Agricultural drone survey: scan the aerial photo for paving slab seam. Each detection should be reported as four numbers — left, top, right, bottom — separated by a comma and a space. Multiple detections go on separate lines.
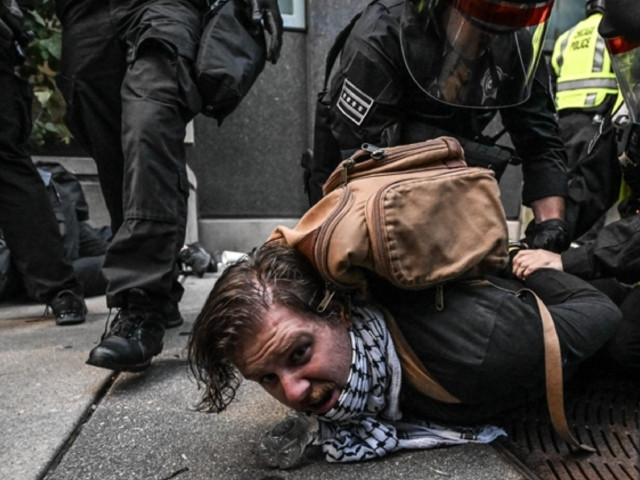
40, 372, 120, 480
492, 442, 542, 480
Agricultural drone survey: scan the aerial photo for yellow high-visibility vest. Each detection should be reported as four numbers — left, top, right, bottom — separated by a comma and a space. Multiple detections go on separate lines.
551, 13, 618, 111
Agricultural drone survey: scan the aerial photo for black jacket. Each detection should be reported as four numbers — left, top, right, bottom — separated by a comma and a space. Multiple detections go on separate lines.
562, 214, 640, 284
370, 269, 619, 424
326, 0, 568, 206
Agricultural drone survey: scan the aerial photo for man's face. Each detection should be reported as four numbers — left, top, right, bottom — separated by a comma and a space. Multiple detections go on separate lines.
235, 303, 352, 415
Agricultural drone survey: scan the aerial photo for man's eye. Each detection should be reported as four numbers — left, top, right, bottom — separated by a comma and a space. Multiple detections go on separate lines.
291, 344, 310, 364
259, 373, 278, 386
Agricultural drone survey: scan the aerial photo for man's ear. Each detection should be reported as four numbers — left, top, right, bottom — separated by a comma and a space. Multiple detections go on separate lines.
335, 304, 352, 328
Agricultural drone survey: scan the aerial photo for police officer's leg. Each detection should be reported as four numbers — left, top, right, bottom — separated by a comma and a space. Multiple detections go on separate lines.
87, 1, 202, 371
0, 57, 82, 305
56, 6, 127, 232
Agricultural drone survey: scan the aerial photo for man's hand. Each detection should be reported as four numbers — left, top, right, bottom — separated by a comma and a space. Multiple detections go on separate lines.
521, 218, 569, 253
512, 249, 563, 280
249, 0, 283, 64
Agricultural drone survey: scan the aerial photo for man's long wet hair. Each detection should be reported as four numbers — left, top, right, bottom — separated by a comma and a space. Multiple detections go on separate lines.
188, 240, 349, 413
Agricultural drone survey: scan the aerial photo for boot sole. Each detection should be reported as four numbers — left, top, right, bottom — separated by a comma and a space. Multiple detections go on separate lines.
166, 315, 184, 329
86, 345, 164, 372
86, 357, 152, 372
56, 314, 86, 326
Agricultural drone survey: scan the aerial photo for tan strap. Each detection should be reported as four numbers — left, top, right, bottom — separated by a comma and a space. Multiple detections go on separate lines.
522, 288, 596, 453
380, 306, 461, 404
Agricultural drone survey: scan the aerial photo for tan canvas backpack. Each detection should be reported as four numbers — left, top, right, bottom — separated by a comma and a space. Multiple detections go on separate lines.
269, 136, 509, 292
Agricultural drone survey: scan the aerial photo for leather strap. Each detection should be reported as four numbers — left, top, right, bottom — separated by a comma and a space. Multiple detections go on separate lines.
522, 288, 596, 453
380, 305, 461, 404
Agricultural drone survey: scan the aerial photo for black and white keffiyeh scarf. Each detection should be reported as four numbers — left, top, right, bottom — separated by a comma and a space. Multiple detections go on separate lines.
315, 306, 506, 463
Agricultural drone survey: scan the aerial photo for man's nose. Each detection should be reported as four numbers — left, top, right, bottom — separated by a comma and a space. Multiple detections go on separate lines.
280, 371, 310, 405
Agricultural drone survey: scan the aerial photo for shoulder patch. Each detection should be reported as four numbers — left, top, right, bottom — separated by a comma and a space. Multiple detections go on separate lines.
337, 79, 374, 126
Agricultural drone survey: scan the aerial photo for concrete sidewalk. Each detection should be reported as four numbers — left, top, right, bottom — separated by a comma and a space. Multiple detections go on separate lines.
0, 273, 526, 480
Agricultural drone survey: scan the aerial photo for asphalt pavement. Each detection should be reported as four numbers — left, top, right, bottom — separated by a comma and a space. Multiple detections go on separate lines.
0, 272, 526, 480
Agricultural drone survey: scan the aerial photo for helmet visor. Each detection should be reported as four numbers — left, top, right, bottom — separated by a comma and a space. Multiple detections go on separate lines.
605, 36, 640, 122
401, 0, 553, 108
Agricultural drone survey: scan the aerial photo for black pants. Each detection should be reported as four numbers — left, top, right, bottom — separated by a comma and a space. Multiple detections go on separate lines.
0, 49, 81, 303
56, 0, 204, 308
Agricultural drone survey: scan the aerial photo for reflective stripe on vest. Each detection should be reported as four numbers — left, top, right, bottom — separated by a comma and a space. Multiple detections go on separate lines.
551, 13, 618, 111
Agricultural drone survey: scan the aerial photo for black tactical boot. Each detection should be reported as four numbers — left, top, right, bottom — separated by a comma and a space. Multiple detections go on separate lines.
86, 289, 165, 372
163, 300, 184, 329
49, 290, 87, 326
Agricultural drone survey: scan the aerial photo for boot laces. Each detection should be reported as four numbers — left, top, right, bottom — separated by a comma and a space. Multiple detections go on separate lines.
101, 307, 146, 340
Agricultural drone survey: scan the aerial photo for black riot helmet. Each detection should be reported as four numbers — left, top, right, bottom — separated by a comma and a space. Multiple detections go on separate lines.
585, 0, 605, 17
400, 0, 554, 108
599, 0, 640, 121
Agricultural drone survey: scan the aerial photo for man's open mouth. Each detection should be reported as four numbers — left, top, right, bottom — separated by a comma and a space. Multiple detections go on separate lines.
306, 388, 339, 415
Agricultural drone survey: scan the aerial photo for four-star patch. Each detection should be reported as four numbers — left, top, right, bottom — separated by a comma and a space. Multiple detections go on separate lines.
337, 79, 374, 126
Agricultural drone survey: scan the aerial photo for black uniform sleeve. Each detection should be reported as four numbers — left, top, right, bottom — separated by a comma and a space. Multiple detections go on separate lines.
561, 214, 640, 283
501, 60, 568, 206
328, 1, 406, 151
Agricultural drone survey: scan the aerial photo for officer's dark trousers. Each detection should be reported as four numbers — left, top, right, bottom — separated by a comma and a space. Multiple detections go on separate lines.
0, 50, 81, 303
55, 0, 203, 308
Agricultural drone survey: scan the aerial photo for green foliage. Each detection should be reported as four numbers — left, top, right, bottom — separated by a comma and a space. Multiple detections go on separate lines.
20, 0, 72, 151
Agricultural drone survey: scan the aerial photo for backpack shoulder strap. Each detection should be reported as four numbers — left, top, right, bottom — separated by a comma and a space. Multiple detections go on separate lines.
378, 305, 461, 404
475, 279, 596, 453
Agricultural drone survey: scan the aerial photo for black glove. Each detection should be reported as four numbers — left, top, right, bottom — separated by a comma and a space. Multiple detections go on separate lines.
521, 219, 569, 253
618, 196, 640, 218
248, 0, 283, 64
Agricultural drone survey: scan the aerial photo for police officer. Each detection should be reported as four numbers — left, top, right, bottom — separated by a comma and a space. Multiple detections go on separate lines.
552, 0, 618, 116
551, 0, 621, 239
0, 0, 87, 324
307, 0, 570, 253
56, 0, 283, 372
512, 0, 640, 369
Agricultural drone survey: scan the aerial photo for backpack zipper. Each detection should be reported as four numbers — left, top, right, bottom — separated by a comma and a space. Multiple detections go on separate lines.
325, 140, 455, 192
314, 187, 355, 288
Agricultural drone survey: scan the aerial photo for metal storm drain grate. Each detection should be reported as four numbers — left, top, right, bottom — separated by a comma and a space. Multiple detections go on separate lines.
494, 363, 640, 480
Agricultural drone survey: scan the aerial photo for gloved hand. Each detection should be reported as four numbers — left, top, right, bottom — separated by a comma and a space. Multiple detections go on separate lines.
521, 219, 569, 253
618, 196, 640, 218
0, 0, 23, 52
248, 0, 283, 64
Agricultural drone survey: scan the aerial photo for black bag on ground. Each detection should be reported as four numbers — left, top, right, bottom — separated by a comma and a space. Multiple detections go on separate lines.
195, 0, 266, 123
36, 161, 89, 261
